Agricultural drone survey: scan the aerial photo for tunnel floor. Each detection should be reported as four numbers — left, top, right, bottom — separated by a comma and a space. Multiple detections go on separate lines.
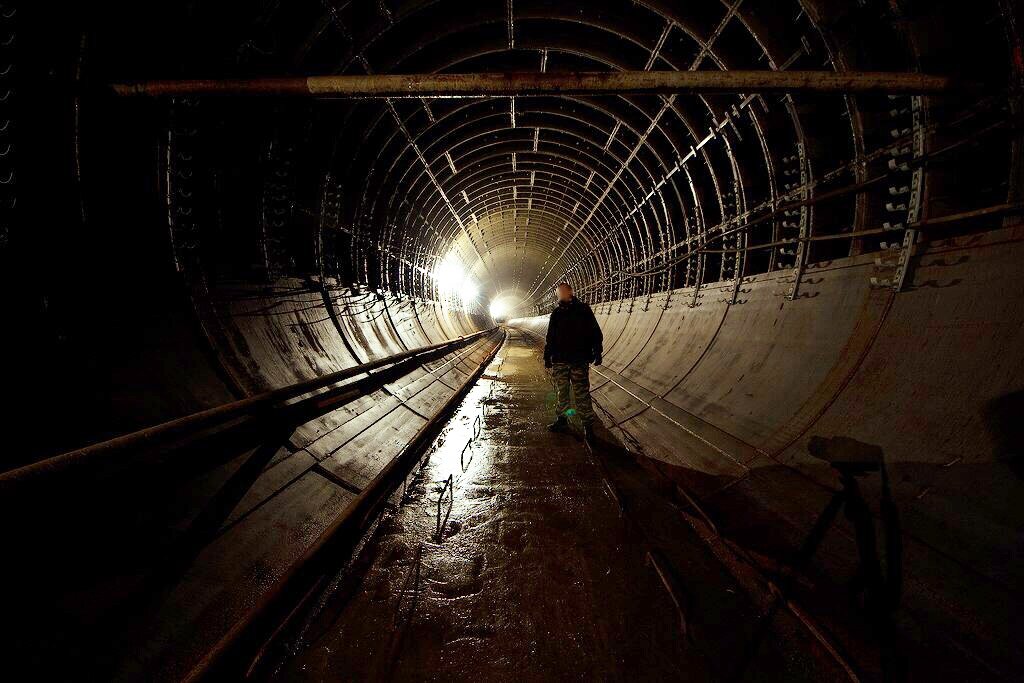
271, 330, 847, 682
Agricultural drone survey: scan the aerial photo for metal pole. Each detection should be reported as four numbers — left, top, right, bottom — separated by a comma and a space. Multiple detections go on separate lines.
0, 329, 495, 492
111, 70, 964, 98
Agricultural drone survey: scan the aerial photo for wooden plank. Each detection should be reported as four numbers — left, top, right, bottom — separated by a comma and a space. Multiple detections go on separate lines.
221, 450, 319, 528
319, 406, 427, 488
403, 380, 458, 418
118, 471, 357, 682
298, 391, 403, 461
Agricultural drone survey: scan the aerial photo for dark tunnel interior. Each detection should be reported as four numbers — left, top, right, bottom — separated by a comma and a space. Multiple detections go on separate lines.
3, 1, 1023, 681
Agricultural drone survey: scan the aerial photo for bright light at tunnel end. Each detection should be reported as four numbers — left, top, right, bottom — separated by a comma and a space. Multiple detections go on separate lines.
432, 255, 462, 291
487, 293, 522, 322
489, 298, 510, 320
432, 254, 479, 309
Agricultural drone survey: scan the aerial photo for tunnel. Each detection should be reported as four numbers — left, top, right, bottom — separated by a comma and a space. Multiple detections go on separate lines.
3, 1, 1023, 680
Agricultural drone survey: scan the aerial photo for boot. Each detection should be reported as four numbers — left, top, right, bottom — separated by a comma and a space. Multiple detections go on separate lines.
548, 416, 569, 432
584, 423, 596, 444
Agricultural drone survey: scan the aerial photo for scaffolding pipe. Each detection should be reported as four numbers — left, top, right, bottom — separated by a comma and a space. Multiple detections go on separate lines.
0, 329, 496, 493
111, 70, 963, 98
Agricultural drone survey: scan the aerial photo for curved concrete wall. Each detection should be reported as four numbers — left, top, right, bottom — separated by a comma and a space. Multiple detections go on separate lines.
104, 310, 501, 681
512, 222, 1024, 678
5, 268, 498, 680
197, 279, 484, 392
186, 278, 492, 489
4, 271, 487, 468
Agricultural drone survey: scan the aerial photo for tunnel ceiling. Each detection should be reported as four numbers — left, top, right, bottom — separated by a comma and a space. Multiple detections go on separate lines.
85, 0, 1018, 317
4, 4, 1024, 677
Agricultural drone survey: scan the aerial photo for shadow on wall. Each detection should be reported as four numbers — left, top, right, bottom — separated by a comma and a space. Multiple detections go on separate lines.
624, 431, 1024, 681
985, 390, 1024, 479
510, 225, 1024, 679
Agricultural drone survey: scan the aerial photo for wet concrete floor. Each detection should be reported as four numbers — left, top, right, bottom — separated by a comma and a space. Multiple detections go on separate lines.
272, 330, 846, 682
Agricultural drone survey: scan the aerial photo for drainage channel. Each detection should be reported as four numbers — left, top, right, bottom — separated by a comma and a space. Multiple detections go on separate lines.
251, 340, 510, 680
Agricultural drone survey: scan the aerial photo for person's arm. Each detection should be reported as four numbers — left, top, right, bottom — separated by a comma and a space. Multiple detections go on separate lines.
587, 304, 603, 365
544, 312, 555, 368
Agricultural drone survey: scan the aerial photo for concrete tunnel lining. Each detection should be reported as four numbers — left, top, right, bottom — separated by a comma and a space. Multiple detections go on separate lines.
3, 0, 1024, 680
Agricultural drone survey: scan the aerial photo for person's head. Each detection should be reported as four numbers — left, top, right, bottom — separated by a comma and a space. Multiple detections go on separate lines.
555, 282, 574, 303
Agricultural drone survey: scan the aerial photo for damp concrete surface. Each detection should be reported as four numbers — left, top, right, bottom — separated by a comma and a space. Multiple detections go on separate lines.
273, 330, 844, 682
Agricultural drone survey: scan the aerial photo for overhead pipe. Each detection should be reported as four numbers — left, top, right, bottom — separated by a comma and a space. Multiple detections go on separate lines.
110, 70, 965, 98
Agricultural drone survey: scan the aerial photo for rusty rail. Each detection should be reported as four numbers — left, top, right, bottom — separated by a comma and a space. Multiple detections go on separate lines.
110, 70, 965, 99
0, 329, 496, 493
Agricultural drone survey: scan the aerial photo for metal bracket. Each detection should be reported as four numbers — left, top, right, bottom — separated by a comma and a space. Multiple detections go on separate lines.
891, 95, 925, 292
787, 141, 811, 300
688, 252, 704, 308
869, 95, 925, 292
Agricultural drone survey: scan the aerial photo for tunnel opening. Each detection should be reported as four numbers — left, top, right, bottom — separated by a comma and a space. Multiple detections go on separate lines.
3, 1, 1024, 680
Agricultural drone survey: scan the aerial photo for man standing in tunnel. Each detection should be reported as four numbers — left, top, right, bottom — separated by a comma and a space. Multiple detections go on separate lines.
545, 282, 603, 443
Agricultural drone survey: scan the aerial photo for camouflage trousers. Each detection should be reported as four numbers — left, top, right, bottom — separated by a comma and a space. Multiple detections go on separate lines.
551, 362, 595, 425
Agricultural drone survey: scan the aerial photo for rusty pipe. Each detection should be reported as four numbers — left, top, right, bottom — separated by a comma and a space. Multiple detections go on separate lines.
111, 70, 965, 98
0, 329, 495, 491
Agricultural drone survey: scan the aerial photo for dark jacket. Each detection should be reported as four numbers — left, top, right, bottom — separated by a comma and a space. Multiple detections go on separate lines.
544, 297, 603, 365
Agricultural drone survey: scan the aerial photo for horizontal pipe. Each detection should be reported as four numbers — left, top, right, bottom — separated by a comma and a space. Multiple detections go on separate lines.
577, 121, 1017, 287
0, 329, 494, 490
608, 202, 1024, 278
629, 116, 1015, 273
110, 70, 964, 98
697, 202, 1024, 253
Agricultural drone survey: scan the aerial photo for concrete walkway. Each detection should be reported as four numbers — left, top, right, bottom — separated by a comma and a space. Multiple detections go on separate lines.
274, 330, 845, 682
